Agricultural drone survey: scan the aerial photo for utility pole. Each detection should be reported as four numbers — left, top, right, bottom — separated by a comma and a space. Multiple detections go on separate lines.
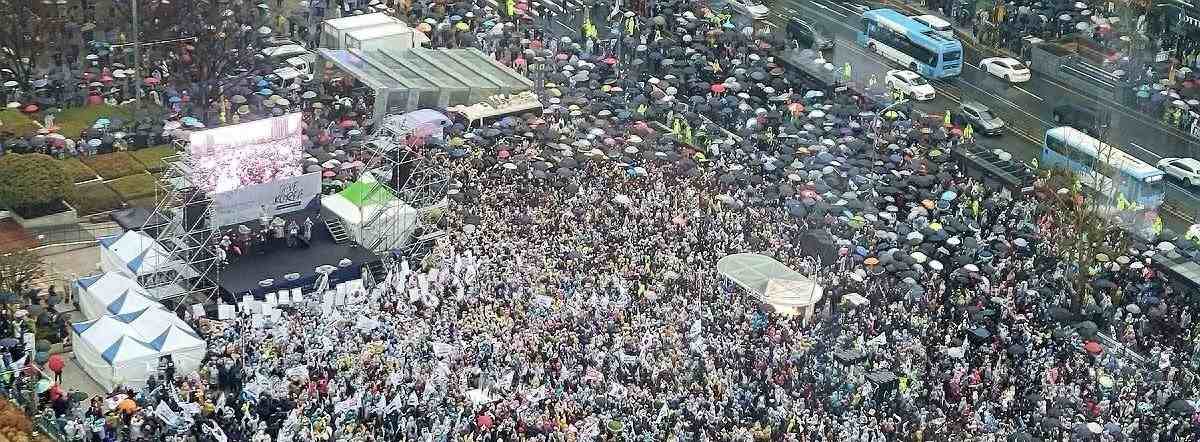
131, 0, 142, 100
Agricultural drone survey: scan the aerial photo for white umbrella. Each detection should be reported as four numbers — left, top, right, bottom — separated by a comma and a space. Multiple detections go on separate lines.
808, 110, 826, 119
964, 264, 979, 272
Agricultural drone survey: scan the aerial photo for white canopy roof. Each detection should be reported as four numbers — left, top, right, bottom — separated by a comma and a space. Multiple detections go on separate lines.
118, 307, 205, 353
716, 253, 824, 317
98, 230, 175, 276
72, 316, 159, 364
75, 272, 161, 319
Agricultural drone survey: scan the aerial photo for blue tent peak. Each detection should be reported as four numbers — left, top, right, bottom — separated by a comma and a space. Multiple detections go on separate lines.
113, 308, 150, 324
72, 319, 99, 335
76, 274, 103, 290
98, 234, 120, 248
100, 336, 154, 364
148, 328, 171, 350
126, 248, 149, 273
107, 291, 129, 315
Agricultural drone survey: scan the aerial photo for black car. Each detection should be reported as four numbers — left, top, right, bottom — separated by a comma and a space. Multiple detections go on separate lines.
787, 19, 834, 51
956, 101, 1005, 136
1052, 103, 1105, 136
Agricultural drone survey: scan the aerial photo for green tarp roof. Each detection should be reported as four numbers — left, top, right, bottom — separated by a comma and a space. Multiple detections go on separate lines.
338, 182, 396, 208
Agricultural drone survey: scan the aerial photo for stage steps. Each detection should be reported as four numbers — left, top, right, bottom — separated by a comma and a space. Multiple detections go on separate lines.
367, 260, 387, 286
325, 218, 350, 244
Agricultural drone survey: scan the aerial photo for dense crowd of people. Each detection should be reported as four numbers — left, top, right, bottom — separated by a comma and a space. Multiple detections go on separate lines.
5, 0, 1200, 441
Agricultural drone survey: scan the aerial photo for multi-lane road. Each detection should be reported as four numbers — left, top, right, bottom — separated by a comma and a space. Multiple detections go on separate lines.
771, 0, 1200, 226
523, 0, 1200, 227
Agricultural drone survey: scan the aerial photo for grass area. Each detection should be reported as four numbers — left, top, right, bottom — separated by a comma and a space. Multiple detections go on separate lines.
130, 145, 176, 173
0, 110, 38, 136
107, 173, 157, 200
54, 104, 133, 139
66, 182, 123, 216
81, 152, 145, 180
59, 158, 98, 183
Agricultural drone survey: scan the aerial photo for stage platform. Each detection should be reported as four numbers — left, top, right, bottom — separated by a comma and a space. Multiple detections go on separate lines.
216, 205, 379, 300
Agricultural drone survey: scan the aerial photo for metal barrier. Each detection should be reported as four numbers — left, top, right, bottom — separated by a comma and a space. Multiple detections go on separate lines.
0, 221, 124, 252
1028, 44, 1120, 102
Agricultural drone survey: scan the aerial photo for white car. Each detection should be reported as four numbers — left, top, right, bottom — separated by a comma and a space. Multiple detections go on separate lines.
1157, 157, 1200, 187
979, 57, 1032, 83
726, 0, 769, 19
884, 69, 935, 101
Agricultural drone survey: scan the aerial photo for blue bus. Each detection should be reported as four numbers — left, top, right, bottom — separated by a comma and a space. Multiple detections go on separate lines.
856, 9, 963, 78
1042, 126, 1166, 210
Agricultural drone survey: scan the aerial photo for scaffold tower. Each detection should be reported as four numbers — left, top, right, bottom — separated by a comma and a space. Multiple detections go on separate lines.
140, 138, 222, 303
354, 113, 453, 257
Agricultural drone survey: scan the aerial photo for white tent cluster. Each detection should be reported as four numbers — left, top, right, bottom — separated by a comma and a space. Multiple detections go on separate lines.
71, 307, 205, 392
72, 229, 207, 392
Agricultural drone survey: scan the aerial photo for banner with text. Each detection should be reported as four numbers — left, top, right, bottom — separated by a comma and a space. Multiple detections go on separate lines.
211, 172, 321, 226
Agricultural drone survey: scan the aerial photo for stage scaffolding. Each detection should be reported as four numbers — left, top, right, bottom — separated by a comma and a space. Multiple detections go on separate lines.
141, 138, 222, 303
356, 113, 452, 257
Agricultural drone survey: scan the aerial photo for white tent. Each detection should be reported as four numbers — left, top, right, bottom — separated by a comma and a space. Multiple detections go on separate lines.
716, 253, 825, 322
75, 272, 162, 320
119, 308, 205, 375
98, 230, 196, 296
72, 316, 161, 392
71, 307, 206, 392
320, 177, 420, 253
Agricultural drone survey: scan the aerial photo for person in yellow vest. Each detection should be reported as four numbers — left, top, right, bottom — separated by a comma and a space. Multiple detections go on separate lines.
1153, 216, 1164, 236
943, 109, 951, 127
625, 15, 637, 36
843, 62, 852, 81
1116, 193, 1129, 211
962, 123, 973, 140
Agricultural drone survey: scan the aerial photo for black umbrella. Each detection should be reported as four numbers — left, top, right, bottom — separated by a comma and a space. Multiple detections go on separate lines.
1074, 321, 1099, 337
1167, 399, 1195, 415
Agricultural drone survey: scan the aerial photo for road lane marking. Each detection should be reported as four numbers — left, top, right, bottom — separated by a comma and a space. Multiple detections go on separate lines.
1031, 74, 1200, 146
1129, 143, 1161, 160
1013, 86, 1042, 102
809, 0, 847, 17
956, 79, 1049, 127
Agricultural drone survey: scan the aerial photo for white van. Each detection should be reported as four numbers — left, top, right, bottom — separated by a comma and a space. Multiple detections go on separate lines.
913, 14, 954, 38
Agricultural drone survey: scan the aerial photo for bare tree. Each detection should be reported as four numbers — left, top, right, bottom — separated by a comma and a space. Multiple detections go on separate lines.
0, 1, 55, 91
108, 0, 263, 117
0, 249, 45, 296
108, 0, 196, 43
167, 0, 264, 117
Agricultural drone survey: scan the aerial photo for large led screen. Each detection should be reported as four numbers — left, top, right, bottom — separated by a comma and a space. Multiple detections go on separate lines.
187, 113, 305, 193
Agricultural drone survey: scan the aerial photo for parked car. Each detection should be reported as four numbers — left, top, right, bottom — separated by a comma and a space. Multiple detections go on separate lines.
1052, 103, 1104, 136
261, 44, 311, 64
786, 19, 834, 50
885, 69, 935, 101
725, 0, 769, 19
979, 57, 1032, 83
1157, 157, 1200, 187
956, 101, 1005, 135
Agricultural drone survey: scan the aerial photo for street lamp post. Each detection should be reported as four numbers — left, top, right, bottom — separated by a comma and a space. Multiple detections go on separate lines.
866, 98, 910, 196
